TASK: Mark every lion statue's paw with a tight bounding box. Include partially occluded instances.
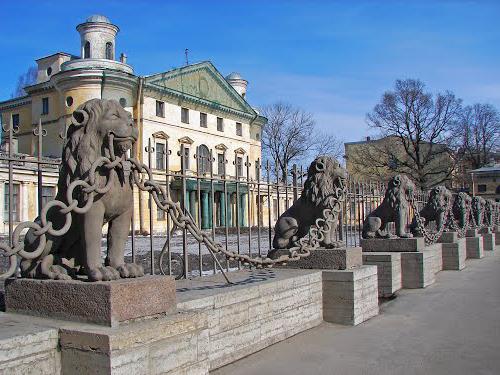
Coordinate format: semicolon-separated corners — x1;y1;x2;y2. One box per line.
88;266;121;281
116;263;144;278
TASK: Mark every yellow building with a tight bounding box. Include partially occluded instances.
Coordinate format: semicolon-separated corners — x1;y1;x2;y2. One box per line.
0;14;289;234
470;164;500;202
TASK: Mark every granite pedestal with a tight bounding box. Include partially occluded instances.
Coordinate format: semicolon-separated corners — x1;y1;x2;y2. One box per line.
322;266;379;325
362;252;402;298
361;238;442;289
273;247;362;270
5;276;176;327
478;228;495;251
400;244;442;288
438;232;466;270
465;230;484;259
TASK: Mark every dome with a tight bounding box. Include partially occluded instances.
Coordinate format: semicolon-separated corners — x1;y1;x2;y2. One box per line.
85;14;111;24
226;72;244;81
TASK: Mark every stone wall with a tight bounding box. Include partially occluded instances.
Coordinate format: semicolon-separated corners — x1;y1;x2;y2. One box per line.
177;269;323;370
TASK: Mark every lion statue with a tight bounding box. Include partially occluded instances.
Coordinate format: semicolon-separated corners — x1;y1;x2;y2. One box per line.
452;192;472;229
21;99;144;281
409;185;452;236
269;156;347;257
471;196;486;227
484;199;495;227
362;174;415;239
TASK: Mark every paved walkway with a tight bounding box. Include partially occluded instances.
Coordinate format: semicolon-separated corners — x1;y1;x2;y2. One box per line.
213;250;500;375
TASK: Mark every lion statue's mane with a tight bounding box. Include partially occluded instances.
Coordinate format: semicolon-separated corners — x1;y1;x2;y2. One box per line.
269;156;347;255
472;196;486;227
410;185;452;236
22;99;143;281
452;192;472;229
362;174;415;239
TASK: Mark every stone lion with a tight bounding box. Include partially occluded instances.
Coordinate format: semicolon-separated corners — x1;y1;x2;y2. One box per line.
362;174;415;239
484;199;494;227
22;99;144;281
452;192;472;229
409;185;452;236
270;156;347;255
471;196;486;227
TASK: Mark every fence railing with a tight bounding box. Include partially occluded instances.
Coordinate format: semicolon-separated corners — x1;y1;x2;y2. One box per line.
0;124;432;279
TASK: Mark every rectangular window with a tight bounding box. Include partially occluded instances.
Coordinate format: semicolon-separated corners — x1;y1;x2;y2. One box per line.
236;122;242;136
200;113;207;128
156;143;165;170
478;184;487;193
12;114;19;128
236;156;243;177
217;153;225;175
217;117;224;132
157;207;165;220
4;184;20;222
41;186;55;208
42;97;49;115
182;147;190;170
181;107;189;124
255;132;260;141
156;100;165;117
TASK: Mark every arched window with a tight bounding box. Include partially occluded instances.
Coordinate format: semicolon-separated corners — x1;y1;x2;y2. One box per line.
105;42;113;60
198;145;211;174
84;41;90;58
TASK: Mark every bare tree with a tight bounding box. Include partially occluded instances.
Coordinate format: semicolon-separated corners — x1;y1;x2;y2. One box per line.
361;79;462;189
261;102;341;181
457;103;500;169
11;66;37;98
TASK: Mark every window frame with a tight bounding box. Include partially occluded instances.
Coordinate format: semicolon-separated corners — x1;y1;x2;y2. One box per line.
477;184;487;193
42;97;49;115
156;100;165;118
12;114;19;128
4;183;20;222
181;107;189;124
41;185;56;209
236;156;243;177
155;142;166;170
200;112;207;128
236;122;242;136
217;153;225;176
217;117;224;132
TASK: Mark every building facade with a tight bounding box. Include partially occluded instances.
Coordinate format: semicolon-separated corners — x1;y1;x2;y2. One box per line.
470;164;500;202
0;15;290;234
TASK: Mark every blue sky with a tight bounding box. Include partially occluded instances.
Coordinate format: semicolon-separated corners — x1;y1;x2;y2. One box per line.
1;0;499;142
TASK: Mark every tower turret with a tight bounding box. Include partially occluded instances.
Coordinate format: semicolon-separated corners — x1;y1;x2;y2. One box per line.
76;14;119;60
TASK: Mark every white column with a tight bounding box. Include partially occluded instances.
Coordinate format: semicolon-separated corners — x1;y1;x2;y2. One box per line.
0;181;4;233
21;181;29;222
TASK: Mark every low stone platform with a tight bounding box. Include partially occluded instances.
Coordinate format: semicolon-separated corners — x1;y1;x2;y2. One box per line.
322;266;379;325
361;237;425;252
465;231;484;259
481;231;496;251
176;269;323;370
272;247;362;270
362;252;402;298
5;276;176;327
438;232;466;271
401;244;442;288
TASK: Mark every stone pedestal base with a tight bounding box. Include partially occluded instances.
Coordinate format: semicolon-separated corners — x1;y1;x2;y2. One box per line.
5;276;176;327
441;240;467;270
438;232;466;271
401;244;442;289
59;311;208;375
272;247;362;270
466;229;479;237
322;266;379;325
360;237;425;252
362;252;402;298
465;237;484;259
482;233;496;251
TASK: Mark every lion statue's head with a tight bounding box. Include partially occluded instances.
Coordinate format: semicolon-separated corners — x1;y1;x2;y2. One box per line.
302;155;347;208
427;186;453;213
60;99;138;189
383;174;415;210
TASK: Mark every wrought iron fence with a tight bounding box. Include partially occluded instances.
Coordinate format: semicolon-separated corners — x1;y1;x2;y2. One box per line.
0;121;433;279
